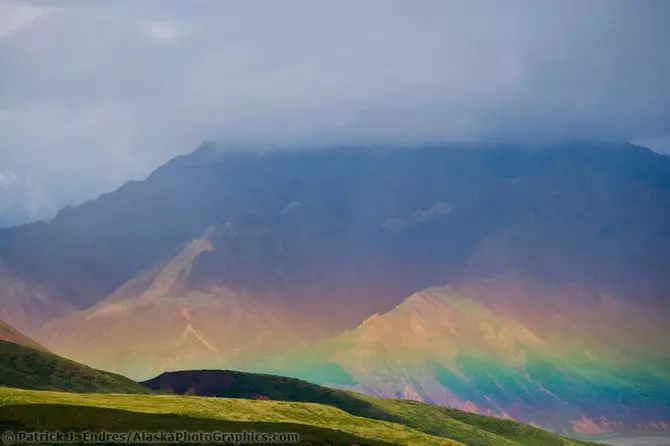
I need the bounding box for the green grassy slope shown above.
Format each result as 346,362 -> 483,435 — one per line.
143,370 -> 600,446
0,341 -> 152,394
357,396 -> 602,446
0,387 -> 460,446
0,405 -> 401,446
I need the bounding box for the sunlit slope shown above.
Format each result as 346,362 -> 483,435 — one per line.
253,278 -> 670,435
1,405 -> 401,446
0,386 -> 599,446
143,369 -> 598,446
0,387 -> 461,446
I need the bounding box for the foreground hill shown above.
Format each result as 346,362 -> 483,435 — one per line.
0,383 -> 598,446
142,369 -> 598,446
0,387 -> 464,446
251,278 -> 670,436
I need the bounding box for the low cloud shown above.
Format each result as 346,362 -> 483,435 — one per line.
143,20 -> 185,41
0,0 -> 668,209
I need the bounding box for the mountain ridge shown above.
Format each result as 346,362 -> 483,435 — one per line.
34,233 -> 310,379
250,278 -> 670,436
3,142 -> 670,331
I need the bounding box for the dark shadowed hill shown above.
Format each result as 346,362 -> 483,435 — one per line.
141,369 -> 599,446
142,369 -> 392,419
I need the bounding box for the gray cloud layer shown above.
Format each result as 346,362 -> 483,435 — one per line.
0,0 -> 669,209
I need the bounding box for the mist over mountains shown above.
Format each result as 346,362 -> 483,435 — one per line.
0,170 -> 55,228
0,141 -> 668,435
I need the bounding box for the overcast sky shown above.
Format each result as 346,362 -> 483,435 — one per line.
0,0 -> 669,216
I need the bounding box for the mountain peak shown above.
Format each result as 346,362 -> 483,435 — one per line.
256,278 -> 670,434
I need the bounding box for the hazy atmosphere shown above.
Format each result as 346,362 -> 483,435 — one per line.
1,0 -> 669,222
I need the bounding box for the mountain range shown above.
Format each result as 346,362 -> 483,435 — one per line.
0,141 -> 668,437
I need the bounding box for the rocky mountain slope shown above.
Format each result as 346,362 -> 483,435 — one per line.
251,278 -> 670,436
35,235 -> 308,380
2,142 -> 669,335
